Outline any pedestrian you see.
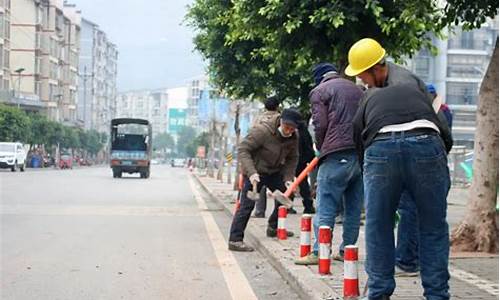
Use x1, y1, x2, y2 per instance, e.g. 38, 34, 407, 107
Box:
295, 62, 364, 265
228, 108, 301, 252
345, 38, 453, 280
253, 96, 282, 218
292, 113, 316, 214
351, 84, 453, 300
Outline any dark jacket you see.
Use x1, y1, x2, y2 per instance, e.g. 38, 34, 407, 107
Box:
296, 121, 315, 173
238, 113, 299, 182
353, 85, 454, 156
382, 62, 453, 145
309, 74, 363, 160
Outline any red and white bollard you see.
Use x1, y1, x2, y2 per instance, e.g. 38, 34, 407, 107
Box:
300, 214, 312, 257
318, 226, 331, 275
343, 245, 360, 299
277, 206, 288, 240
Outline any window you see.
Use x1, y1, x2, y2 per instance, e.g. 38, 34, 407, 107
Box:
447, 54, 487, 78
413, 57, 431, 82
0, 13, 4, 40
446, 82, 479, 105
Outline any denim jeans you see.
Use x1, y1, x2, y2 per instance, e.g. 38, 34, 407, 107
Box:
364, 133, 450, 300
312, 150, 363, 255
396, 191, 419, 272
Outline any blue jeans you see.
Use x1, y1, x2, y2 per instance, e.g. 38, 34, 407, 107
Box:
312, 150, 363, 255
364, 133, 450, 300
396, 191, 419, 272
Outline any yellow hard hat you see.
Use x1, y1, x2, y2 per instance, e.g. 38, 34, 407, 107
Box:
345, 38, 386, 77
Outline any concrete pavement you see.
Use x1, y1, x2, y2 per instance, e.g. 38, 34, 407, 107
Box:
0, 166, 300, 300
195, 171, 499, 300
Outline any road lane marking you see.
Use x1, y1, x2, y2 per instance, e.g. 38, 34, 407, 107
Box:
0, 205, 200, 217
450, 266, 499, 296
188, 176, 257, 300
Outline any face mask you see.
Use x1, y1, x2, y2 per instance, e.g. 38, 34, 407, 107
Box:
278, 126, 292, 138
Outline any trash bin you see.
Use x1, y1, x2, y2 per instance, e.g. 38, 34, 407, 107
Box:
31, 156, 41, 168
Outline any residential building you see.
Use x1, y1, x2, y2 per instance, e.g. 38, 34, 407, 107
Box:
0, 0, 11, 99
407, 17, 499, 147
78, 17, 118, 133
115, 89, 169, 137
186, 75, 209, 128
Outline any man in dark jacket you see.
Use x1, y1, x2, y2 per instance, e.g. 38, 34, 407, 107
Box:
293, 116, 316, 214
346, 38, 453, 283
228, 108, 300, 252
296, 63, 364, 265
352, 85, 452, 300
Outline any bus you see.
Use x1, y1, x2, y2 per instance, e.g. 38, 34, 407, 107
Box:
110, 118, 152, 178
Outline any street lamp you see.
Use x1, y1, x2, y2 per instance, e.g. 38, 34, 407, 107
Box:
15, 68, 25, 109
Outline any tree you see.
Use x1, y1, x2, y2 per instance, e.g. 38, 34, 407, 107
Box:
153, 132, 175, 152
441, 0, 499, 253
186, 0, 443, 105
176, 126, 197, 156
27, 114, 52, 147
0, 105, 31, 143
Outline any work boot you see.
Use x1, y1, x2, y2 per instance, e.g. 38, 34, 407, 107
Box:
266, 227, 294, 238
253, 212, 265, 218
394, 265, 419, 277
294, 253, 319, 265
228, 241, 254, 252
287, 207, 297, 214
333, 252, 344, 262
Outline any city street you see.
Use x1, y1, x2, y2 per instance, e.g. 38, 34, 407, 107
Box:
0, 166, 299, 300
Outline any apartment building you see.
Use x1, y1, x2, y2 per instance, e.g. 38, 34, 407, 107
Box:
115, 89, 169, 137
6, 0, 81, 120
407, 17, 499, 146
186, 75, 209, 128
0, 0, 10, 98
78, 18, 118, 134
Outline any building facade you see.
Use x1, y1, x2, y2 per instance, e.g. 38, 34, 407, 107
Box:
0, 0, 11, 99
115, 89, 169, 137
78, 17, 117, 133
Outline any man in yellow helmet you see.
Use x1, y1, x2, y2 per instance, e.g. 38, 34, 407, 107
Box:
346, 38, 452, 300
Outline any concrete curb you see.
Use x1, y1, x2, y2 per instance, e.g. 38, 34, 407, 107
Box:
192, 173, 342, 300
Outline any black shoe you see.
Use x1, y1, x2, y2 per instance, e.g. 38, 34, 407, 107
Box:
253, 212, 265, 218
303, 206, 316, 214
266, 227, 294, 238
287, 207, 297, 214
228, 241, 255, 252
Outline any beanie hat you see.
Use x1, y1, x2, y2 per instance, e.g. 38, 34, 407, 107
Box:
280, 108, 302, 128
312, 63, 338, 86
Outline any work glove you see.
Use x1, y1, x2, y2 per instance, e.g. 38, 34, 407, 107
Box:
249, 173, 260, 186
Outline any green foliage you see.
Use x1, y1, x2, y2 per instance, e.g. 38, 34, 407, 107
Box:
176, 126, 198, 156
0, 104, 31, 143
441, 0, 498, 30
0, 105, 107, 155
186, 0, 447, 106
153, 132, 175, 151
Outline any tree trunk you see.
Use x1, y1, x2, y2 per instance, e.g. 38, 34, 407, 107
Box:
451, 38, 499, 253
233, 103, 241, 191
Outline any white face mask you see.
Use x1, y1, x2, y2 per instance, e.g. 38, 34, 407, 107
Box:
278, 126, 292, 138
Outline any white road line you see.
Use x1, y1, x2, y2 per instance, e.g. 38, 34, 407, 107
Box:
188, 176, 258, 300
450, 266, 499, 296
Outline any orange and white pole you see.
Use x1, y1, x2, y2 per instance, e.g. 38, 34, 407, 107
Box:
277, 206, 288, 240
318, 226, 331, 275
299, 214, 312, 257
343, 245, 360, 299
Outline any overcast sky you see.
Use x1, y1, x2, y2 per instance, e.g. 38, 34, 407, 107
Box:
71, 0, 206, 92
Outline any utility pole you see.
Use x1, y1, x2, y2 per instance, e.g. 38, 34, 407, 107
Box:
233, 102, 241, 190
217, 122, 226, 181
14, 68, 25, 109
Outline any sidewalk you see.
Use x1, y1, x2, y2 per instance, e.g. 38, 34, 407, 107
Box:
194, 172, 499, 300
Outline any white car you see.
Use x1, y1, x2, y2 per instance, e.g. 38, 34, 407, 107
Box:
0, 142, 27, 172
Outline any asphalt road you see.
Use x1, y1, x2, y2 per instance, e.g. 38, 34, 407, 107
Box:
0, 165, 300, 300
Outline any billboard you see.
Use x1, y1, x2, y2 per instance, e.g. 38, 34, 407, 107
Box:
168, 108, 187, 134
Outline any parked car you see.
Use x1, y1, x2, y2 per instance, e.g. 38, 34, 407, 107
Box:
0, 142, 27, 172
171, 158, 185, 167
59, 154, 73, 169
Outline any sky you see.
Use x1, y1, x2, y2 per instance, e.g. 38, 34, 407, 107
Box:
71, 0, 206, 92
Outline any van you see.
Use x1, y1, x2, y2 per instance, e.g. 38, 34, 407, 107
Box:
0, 142, 27, 172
